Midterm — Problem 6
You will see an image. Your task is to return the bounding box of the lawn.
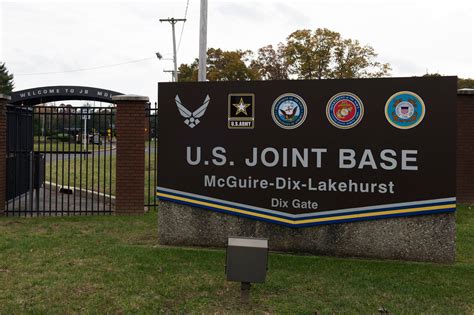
[0,206,473,313]
[46,154,116,197]
[45,151,157,204]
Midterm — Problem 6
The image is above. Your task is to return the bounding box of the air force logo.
[175,94,210,128]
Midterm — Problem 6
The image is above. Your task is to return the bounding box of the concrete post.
[0,94,11,216]
[113,94,149,215]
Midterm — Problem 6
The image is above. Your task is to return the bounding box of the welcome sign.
[157,77,456,227]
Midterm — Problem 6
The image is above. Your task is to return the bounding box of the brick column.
[456,90,474,203]
[113,94,149,215]
[0,94,10,216]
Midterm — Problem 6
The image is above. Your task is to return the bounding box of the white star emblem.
[233,97,251,116]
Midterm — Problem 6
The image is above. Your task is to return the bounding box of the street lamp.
[156,52,177,82]
[156,52,173,61]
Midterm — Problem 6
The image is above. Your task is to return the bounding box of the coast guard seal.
[385,91,425,129]
[326,92,364,129]
[271,93,307,129]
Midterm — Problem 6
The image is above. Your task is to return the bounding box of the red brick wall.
[0,96,7,215]
[115,97,147,214]
[457,94,474,203]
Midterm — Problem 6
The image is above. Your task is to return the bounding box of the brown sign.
[157,77,456,227]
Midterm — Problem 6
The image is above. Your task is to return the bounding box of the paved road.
[43,147,116,161]
[6,182,114,215]
[42,144,158,162]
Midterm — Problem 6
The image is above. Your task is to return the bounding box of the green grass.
[46,154,116,196]
[45,152,157,203]
[0,206,473,313]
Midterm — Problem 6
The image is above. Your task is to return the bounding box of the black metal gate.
[5,104,116,216]
[6,106,33,202]
[145,106,158,209]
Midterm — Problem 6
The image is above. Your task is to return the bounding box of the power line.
[177,0,190,53]
[16,56,159,76]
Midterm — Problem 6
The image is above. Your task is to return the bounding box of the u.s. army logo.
[175,94,210,128]
[228,93,255,129]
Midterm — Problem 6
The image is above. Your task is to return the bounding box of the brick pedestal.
[113,94,148,215]
[0,94,10,216]
[457,90,474,203]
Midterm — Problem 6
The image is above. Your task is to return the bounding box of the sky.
[1,0,473,105]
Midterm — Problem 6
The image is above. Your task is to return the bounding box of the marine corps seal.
[326,92,364,129]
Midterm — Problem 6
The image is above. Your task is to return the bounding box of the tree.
[423,73,474,89]
[178,48,260,82]
[178,28,390,81]
[251,44,289,80]
[0,62,14,94]
[458,78,474,89]
[178,59,199,82]
[283,29,341,79]
[331,38,391,79]
[207,48,260,81]
[282,28,391,79]
[422,73,442,77]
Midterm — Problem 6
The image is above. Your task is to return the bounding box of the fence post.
[0,94,10,216]
[113,94,148,215]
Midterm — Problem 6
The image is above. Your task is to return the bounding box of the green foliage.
[178,59,199,82]
[178,49,260,82]
[0,62,15,94]
[423,74,474,89]
[178,28,391,81]
[283,28,391,79]
[207,48,260,81]
[251,44,289,80]
[47,133,71,142]
[423,73,442,77]
[458,78,474,89]
[331,38,392,78]
[284,28,340,79]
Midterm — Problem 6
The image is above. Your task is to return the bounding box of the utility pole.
[159,18,186,82]
[198,0,208,82]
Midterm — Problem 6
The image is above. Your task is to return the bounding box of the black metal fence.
[5,105,116,216]
[145,106,158,209]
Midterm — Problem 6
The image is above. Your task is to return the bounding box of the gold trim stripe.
[157,192,455,225]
